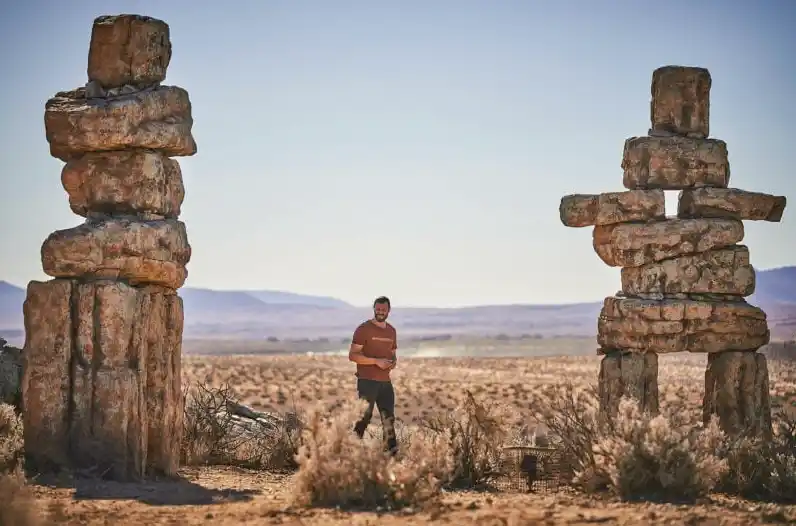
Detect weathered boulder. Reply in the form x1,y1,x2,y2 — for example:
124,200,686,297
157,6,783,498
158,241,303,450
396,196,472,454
703,351,772,438
41,218,190,290
650,66,711,139
88,14,171,89
597,296,769,354
559,190,665,227
678,187,787,222
593,218,743,267
44,85,196,161
61,150,184,219
21,279,73,470
622,136,729,190
598,350,659,416
620,245,754,296
0,339,22,411
22,278,183,479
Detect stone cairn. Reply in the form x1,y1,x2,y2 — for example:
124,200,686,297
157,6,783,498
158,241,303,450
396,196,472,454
559,66,786,439
22,14,195,479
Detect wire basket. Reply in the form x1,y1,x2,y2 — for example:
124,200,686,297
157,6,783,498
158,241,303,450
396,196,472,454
494,446,563,493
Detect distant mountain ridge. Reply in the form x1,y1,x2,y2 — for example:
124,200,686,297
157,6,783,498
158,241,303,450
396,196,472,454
1,265,795,341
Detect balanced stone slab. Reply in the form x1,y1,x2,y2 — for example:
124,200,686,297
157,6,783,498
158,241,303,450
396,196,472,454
598,351,659,417
678,187,787,222
62,150,184,219
45,85,196,161
622,136,729,190
23,278,184,479
559,190,664,227
88,14,171,89
620,245,754,296
593,218,743,267
650,66,711,139
704,351,772,438
597,296,769,354
41,218,191,290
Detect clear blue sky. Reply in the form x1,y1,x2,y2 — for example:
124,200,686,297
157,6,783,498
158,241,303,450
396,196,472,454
0,0,793,308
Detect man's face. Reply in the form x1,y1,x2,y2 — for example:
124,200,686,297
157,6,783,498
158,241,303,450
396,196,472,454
373,302,390,322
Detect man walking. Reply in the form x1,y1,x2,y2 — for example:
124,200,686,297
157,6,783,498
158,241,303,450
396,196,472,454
348,296,399,456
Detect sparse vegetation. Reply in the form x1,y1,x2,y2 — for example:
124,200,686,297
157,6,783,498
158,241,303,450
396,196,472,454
0,403,39,526
177,354,796,507
0,403,23,474
181,381,302,470
718,411,796,503
291,399,451,510
5,351,796,523
418,391,511,489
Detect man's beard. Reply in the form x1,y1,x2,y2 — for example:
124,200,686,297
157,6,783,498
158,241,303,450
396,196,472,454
374,313,387,322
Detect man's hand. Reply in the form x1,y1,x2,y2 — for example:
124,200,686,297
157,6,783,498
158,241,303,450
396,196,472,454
387,357,398,370
375,358,394,370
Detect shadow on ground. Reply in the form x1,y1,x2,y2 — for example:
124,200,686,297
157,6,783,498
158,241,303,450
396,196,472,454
30,472,259,506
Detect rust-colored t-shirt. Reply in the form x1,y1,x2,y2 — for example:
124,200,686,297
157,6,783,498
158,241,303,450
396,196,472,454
352,320,397,382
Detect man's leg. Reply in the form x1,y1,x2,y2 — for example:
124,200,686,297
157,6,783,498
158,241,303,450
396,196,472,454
376,381,398,456
353,379,378,438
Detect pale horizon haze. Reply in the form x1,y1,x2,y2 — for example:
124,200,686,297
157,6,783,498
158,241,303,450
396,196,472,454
0,0,794,308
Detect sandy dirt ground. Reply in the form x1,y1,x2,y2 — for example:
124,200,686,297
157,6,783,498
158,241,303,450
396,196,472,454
26,466,796,525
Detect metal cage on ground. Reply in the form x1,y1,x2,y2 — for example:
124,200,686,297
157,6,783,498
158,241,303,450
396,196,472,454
494,445,563,493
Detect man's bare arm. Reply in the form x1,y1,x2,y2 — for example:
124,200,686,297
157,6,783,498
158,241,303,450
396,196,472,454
388,336,398,370
348,343,382,366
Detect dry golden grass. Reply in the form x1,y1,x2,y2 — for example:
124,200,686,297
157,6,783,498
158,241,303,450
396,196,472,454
181,353,796,428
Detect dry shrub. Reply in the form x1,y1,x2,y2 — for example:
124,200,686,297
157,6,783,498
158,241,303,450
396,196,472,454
0,469,41,526
718,412,796,503
0,403,39,526
531,383,602,487
591,398,727,502
419,390,510,489
532,383,727,502
181,382,301,470
0,403,23,474
291,398,451,510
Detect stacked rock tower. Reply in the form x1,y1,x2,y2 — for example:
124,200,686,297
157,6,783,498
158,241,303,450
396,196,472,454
559,66,786,439
22,15,195,479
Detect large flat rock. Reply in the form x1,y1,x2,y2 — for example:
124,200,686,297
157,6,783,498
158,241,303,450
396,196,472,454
88,14,171,89
620,245,754,296
597,296,769,354
622,136,729,190
650,66,711,139
45,85,196,161
678,187,787,222
41,218,190,290
593,218,744,267
559,190,664,227
704,351,772,439
23,278,183,479
62,151,184,219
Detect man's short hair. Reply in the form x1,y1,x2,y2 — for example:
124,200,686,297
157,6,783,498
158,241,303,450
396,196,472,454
374,296,391,308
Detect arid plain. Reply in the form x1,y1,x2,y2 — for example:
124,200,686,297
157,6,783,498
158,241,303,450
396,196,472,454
11,337,796,525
